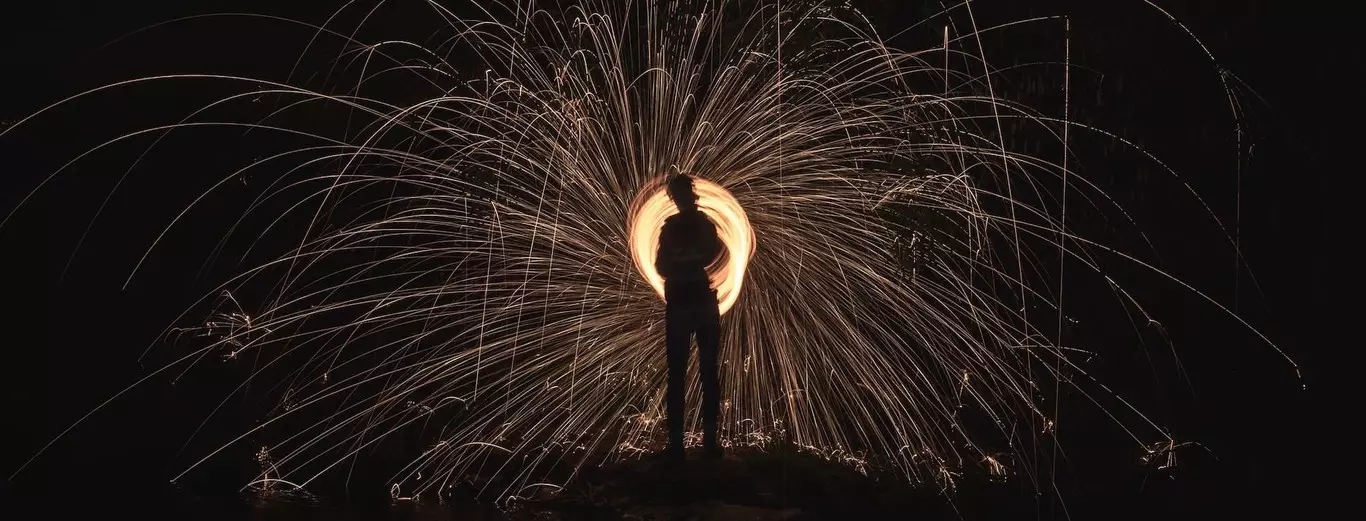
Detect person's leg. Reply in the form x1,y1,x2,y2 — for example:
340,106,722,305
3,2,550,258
665,308,692,460
696,301,722,456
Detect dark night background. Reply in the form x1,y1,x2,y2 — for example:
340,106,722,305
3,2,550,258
0,0,1342,519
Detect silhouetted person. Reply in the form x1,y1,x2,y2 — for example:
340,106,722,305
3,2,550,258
656,173,724,462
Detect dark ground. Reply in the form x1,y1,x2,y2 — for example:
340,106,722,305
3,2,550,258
16,447,1051,520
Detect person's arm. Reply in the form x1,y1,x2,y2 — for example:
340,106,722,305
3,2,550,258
655,223,675,278
702,217,723,262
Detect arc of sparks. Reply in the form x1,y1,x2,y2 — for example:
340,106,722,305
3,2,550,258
628,176,756,315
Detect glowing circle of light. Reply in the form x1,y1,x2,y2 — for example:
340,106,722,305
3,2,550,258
627,176,755,315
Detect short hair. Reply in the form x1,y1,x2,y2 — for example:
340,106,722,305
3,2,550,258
667,173,695,202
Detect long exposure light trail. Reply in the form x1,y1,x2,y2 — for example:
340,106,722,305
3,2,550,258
0,0,1301,504
628,176,755,315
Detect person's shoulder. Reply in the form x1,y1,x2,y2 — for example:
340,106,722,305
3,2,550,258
661,214,687,235
667,212,703,226
664,210,713,230
689,211,717,228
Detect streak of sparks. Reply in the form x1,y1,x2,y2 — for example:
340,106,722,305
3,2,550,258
628,176,755,315
0,0,1300,505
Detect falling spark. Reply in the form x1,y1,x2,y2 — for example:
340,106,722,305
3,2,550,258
0,0,1300,503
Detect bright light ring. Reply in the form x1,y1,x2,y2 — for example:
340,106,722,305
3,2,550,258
627,176,755,315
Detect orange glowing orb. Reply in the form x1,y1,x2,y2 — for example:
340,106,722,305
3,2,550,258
627,177,755,315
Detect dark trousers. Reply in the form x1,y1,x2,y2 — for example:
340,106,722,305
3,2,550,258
664,288,721,454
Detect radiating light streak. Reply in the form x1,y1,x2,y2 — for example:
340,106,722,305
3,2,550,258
628,176,755,315
0,0,1300,505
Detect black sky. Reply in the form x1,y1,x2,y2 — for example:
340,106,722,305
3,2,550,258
0,0,1341,518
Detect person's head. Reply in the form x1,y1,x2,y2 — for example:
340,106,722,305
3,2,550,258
667,174,699,210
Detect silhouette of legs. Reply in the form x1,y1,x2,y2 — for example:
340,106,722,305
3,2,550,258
696,304,721,456
665,308,692,461
663,289,723,462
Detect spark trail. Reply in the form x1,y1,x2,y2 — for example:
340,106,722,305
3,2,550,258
2,0,1298,503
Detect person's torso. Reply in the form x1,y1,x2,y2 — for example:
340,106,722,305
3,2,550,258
660,212,717,291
